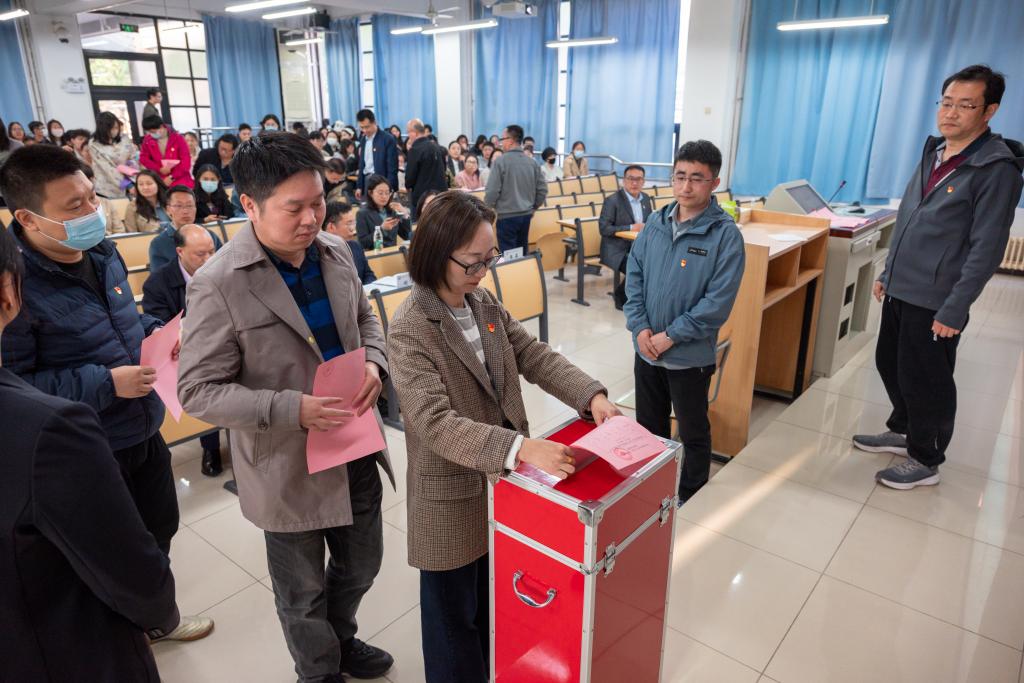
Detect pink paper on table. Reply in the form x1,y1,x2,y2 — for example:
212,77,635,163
140,312,183,421
808,207,866,229
570,416,665,473
306,347,387,475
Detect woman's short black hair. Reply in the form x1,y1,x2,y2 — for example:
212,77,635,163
323,200,355,227
260,114,281,128
571,140,586,151
93,112,122,145
61,128,91,146
408,191,496,291
230,130,326,206
541,146,557,162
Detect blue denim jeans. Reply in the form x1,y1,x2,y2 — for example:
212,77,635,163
419,554,489,683
496,214,532,253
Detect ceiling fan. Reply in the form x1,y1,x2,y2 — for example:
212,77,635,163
400,1,460,26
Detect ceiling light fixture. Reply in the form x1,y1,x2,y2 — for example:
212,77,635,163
226,0,304,12
261,6,315,20
420,18,497,35
284,36,322,46
545,36,617,48
777,14,889,30
0,8,30,20
390,25,424,35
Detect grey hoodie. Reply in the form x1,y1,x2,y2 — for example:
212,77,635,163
880,132,1024,328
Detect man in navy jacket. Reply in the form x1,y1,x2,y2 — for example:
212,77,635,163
0,145,213,642
356,108,399,198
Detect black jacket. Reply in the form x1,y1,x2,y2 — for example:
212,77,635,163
405,136,448,218
598,188,653,271
142,259,187,322
356,204,412,251
880,132,1024,328
347,239,377,285
357,130,400,193
0,368,178,682
194,189,237,224
192,147,233,185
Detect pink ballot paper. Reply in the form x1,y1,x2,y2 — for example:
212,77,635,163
570,416,665,473
306,347,387,475
140,312,184,421
808,207,867,229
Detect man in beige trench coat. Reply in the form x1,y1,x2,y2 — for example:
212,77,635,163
178,132,395,683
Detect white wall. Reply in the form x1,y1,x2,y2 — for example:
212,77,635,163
433,32,464,142
678,0,747,185
22,14,95,130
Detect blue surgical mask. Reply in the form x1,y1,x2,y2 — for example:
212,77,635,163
29,207,108,251
200,179,219,194
573,149,584,159
149,131,162,140
264,125,278,131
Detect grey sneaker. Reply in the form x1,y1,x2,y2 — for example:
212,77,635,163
876,458,940,490
852,431,908,455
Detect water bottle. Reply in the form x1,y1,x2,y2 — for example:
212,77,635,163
373,225,384,253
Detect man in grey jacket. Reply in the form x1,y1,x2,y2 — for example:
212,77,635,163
484,124,547,253
855,65,1024,490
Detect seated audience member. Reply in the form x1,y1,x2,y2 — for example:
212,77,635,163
446,141,464,179
261,114,281,132
489,134,500,147
456,134,470,152
194,165,237,224
192,133,239,185
324,129,341,157
0,144,213,644
564,140,589,178
599,164,652,309
388,124,404,144
46,119,64,146
183,132,201,162
88,112,137,199
7,120,26,144
415,190,441,222
357,174,412,249
455,154,485,191
325,158,350,203
523,136,536,159
470,134,487,156
61,128,93,167
480,141,495,168
142,224,221,475
1,117,25,171
308,131,330,158
540,147,563,183
124,170,170,233
149,185,223,271
0,226,180,683
238,123,253,143
339,138,359,174
140,115,194,188
80,164,127,234
27,121,48,146
291,122,309,138
323,201,376,285
489,148,503,165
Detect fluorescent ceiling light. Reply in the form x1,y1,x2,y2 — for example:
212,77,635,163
390,25,424,35
262,6,315,20
226,0,304,13
777,14,889,31
284,36,322,46
0,8,29,20
545,36,618,48
421,18,497,35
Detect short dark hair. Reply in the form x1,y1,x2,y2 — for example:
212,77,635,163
325,158,346,175
356,109,375,124
482,141,494,151
230,130,327,206
0,214,24,297
523,136,534,144
238,123,252,132
217,133,240,149
93,112,122,145
624,164,646,177
28,121,44,133
0,117,9,153
142,114,164,131
408,191,496,291
571,140,585,151
364,174,392,208
146,87,161,99
0,145,84,213
504,125,524,144
424,123,433,132
260,114,281,128
323,200,355,227
541,146,557,162
62,128,91,146
415,189,441,219
166,184,195,202
675,140,722,178
308,131,323,141
942,64,1006,107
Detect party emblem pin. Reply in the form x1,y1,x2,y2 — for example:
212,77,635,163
947,185,954,193
680,259,688,268
114,286,122,295
487,323,496,333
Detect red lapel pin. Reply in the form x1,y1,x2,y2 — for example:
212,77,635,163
114,286,123,295
487,323,495,333
947,185,954,193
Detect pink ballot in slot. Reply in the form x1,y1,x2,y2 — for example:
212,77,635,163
570,415,665,473
140,312,184,421
306,347,387,475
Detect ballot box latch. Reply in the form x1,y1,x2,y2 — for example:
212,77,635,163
659,497,673,526
602,542,618,576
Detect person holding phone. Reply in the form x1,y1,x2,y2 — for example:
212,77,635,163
355,174,411,250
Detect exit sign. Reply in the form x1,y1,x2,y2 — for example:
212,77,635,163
119,23,139,33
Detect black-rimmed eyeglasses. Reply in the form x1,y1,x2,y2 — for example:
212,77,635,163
450,248,501,276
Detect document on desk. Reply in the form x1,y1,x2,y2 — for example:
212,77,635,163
808,207,866,229
141,312,184,421
570,416,666,472
306,347,387,475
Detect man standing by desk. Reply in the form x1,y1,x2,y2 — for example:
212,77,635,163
625,140,745,505
855,65,1024,490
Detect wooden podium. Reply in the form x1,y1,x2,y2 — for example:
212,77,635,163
709,209,830,457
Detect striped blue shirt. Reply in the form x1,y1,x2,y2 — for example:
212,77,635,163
265,243,345,361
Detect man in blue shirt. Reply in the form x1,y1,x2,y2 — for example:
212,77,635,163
624,141,745,505
355,109,399,200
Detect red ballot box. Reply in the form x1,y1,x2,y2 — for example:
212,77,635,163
489,419,682,683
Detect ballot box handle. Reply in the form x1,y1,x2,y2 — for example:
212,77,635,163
512,570,557,609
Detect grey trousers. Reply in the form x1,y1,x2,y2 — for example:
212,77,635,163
264,457,384,683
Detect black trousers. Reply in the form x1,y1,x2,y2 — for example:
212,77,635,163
496,214,532,254
112,433,180,556
419,554,489,683
634,355,715,498
876,296,962,468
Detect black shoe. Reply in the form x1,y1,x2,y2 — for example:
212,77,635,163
201,449,223,477
340,639,394,679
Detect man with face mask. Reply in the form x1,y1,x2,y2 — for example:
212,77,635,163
0,144,214,644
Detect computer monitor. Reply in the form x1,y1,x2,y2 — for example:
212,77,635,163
764,179,829,215
786,184,828,213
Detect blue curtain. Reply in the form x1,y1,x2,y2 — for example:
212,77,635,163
203,14,282,128
0,0,33,126
731,0,895,202
372,14,437,130
566,0,680,178
865,0,1024,199
325,17,361,124
473,0,559,148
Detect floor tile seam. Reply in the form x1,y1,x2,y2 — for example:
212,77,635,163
182,522,270,585
192,578,261,618
661,623,765,678
180,496,240,526
364,602,421,644
677,515,833,575
732,450,885,506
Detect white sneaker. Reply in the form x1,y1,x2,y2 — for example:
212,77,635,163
151,615,215,643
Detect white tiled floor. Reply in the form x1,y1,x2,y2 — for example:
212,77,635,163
154,271,1024,682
